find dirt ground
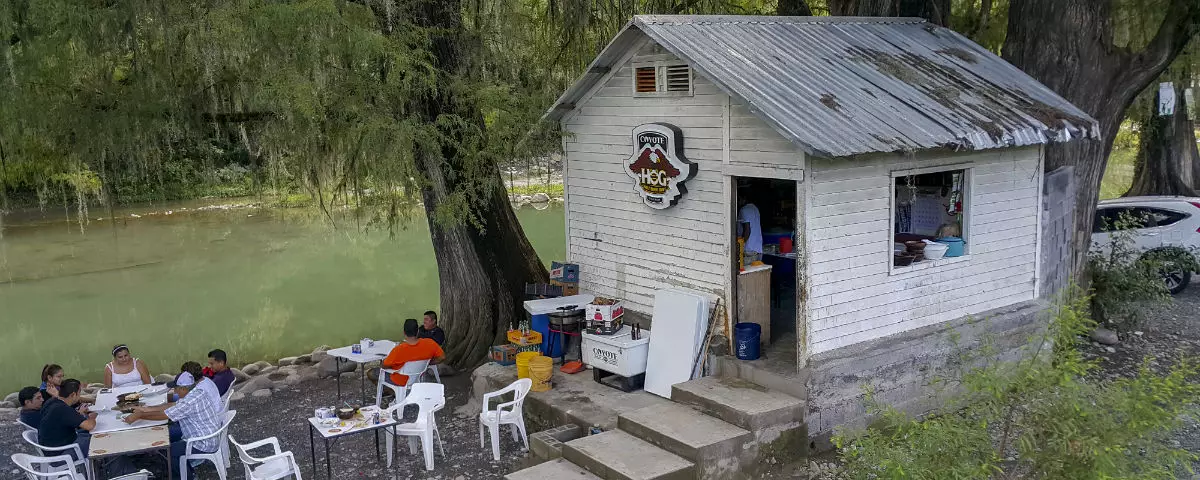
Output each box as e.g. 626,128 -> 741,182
0,372 -> 528,480
3,290 -> 1197,479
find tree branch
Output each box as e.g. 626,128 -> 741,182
1119,0 -> 1200,98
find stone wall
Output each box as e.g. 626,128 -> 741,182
804,299 -> 1050,449
1040,166 -> 1076,301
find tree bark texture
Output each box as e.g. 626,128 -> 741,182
827,0 -> 951,26
1002,0 -> 1199,276
776,0 -> 813,16
1126,84 -> 1198,197
385,0 -> 548,369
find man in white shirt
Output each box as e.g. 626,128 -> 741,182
738,196 -> 763,263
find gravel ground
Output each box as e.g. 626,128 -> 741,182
0,370 -> 528,479
1085,286 -> 1200,477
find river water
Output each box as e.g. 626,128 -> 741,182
0,199 -> 564,396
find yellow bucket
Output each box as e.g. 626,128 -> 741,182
529,355 -> 553,392
516,351 -> 540,379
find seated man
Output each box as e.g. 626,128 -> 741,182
383,319 -> 446,386
205,349 -> 235,397
125,363 -> 223,480
38,379 -> 97,460
418,311 -> 446,345
18,386 -> 45,428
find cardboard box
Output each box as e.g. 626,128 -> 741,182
489,344 -> 519,365
550,279 -> 578,296
550,262 -> 580,284
586,300 -> 624,334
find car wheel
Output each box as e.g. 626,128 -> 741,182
1162,267 -> 1191,295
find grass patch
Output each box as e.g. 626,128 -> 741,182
1101,146 -> 1135,200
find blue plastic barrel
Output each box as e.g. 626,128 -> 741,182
734,323 -> 761,360
530,314 -> 563,358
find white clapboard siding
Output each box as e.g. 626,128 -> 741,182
807,147 -> 1041,354
728,97 -> 805,169
564,47 -> 731,314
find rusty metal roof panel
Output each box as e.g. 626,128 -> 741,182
546,15 -> 1099,158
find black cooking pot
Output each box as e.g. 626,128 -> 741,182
549,305 -> 584,327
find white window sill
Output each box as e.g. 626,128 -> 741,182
890,255 -> 971,276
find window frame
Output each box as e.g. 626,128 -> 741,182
631,61 -> 694,98
888,163 -> 974,276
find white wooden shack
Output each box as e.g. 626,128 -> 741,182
545,15 -> 1098,444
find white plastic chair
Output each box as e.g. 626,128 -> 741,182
478,378 -> 532,461
384,383 -> 446,471
229,436 -> 303,480
374,359 -> 430,408
425,364 -> 442,384
220,379 -> 236,469
10,453 -> 85,480
15,419 -> 37,432
20,430 -> 91,480
179,410 -> 237,480
109,470 -> 151,480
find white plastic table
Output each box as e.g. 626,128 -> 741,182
306,405 -> 397,479
327,340 -> 397,404
88,425 -> 171,479
91,385 -> 171,434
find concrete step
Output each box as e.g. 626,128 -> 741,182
563,430 -> 695,480
505,458 -> 602,480
618,403 -> 752,479
670,376 -> 804,432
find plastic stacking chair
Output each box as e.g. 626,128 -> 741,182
374,359 -> 430,408
385,383 -> 447,471
14,419 -> 36,432
229,436 -> 303,480
478,378 -> 532,461
20,431 -> 91,480
109,470 -> 151,480
179,410 -> 237,480
10,453 -> 86,480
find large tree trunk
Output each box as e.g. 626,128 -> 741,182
776,0 -> 812,16
1002,0 -> 1199,276
388,0 -> 548,369
827,0 -> 951,26
1126,82 -> 1199,197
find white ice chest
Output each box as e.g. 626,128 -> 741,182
581,325 -> 650,377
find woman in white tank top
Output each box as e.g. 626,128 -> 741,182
105,344 -> 152,388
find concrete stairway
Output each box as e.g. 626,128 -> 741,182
505,375 -> 805,480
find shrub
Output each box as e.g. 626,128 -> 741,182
835,294 -> 1200,480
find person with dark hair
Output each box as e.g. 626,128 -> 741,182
382,319 -> 445,386
104,344 -> 152,388
40,364 -> 64,398
38,379 -> 96,460
419,310 -> 446,345
205,349 -> 235,396
126,362 -> 223,479
18,386 -> 45,427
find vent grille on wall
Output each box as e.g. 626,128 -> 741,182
635,67 -> 657,93
665,65 -> 691,92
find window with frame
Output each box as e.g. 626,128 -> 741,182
633,64 -> 693,96
892,168 -> 970,271
1094,207 -> 1188,232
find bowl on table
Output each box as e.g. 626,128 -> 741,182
335,407 -> 359,420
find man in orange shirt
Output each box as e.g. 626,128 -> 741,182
383,319 -> 446,385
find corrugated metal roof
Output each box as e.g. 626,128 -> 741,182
545,15 -> 1100,158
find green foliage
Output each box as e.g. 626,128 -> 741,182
836,294 -> 1200,480
1087,211 -> 1198,329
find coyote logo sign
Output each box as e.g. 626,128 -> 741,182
624,123 -> 696,209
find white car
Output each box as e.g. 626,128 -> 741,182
1092,196 -> 1200,294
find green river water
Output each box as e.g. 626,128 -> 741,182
0,200 -> 565,396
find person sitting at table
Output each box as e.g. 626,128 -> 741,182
124,362 -> 223,480
18,386 -> 46,428
205,349 -> 235,397
419,310 -> 446,345
382,318 -> 445,388
38,379 -> 97,461
105,344 -> 152,388
40,364 -> 95,406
